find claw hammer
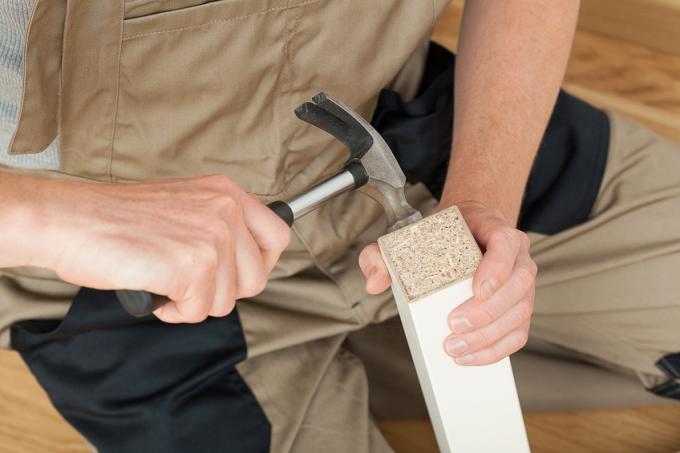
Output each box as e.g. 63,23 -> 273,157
116,92 -> 423,317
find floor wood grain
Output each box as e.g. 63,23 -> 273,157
578,0 -> 680,56
0,351 -> 90,453
3,350 -> 680,452
432,0 -> 680,141
2,2 -> 680,453
381,406 -> 680,453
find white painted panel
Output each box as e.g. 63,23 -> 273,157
390,277 -> 530,453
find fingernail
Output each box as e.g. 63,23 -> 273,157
445,338 -> 468,357
480,278 -> 496,300
449,316 -> 472,334
455,354 -> 475,365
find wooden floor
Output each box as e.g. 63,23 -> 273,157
381,407 -> 680,453
2,351 -> 680,453
433,0 -> 680,143
2,1 -> 680,452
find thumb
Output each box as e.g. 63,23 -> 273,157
358,243 -> 392,295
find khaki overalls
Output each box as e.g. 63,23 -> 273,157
1,1 -> 680,452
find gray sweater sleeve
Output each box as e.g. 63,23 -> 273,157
0,0 -> 59,170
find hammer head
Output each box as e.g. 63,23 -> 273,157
295,92 -> 422,231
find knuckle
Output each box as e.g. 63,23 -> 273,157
489,207 -> 504,220
225,298 -> 237,314
181,303 -> 209,323
528,259 -> 538,277
240,272 -> 268,298
477,302 -> 497,325
210,301 -> 235,318
488,344 -> 506,363
488,228 -> 507,244
203,173 -> 232,189
479,254 -> 504,269
491,227 -> 519,247
358,246 -> 374,270
193,246 -> 219,276
216,195 -> 241,219
204,218 -> 228,242
447,309 -> 460,328
167,282 -> 190,306
515,298 -> 534,322
512,330 -> 530,352
478,324 -> 499,347
254,272 -> 269,293
273,223 -> 291,250
185,312 -> 208,324
517,231 -> 531,249
514,267 -> 536,293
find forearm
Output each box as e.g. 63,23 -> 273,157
440,0 -> 579,224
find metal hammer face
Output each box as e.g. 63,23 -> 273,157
295,93 -> 422,231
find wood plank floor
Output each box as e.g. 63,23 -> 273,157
2,2 -> 680,453
381,404 -> 680,453
578,0 -> 680,56
433,0 -> 680,142
2,350 -> 680,453
0,352 -> 90,453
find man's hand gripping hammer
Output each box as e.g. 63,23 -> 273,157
117,92 -> 422,317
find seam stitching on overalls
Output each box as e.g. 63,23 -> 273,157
431,0 -> 436,28
247,165 -> 342,198
121,0 -> 321,41
107,3 -> 126,182
226,0 -> 332,199
272,1 -> 304,196
291,226 -> 362,323
57,0 -> 66,162
589,111 -> 618,217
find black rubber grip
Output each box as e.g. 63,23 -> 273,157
116,289 -> 166,317
345,159 -> 369,188
267,200 -> 295,227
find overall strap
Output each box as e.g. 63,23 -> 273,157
9,0 -> 66,155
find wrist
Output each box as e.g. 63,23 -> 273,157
439,182 -> 521,225
441,138 -> 534,225
0,173 -> 52,268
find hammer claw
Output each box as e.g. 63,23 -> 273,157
295,95 -> 374,159
298,92 -> 422,231
311,93 -> 367,138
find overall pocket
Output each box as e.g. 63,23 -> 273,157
112,0 -> 310,194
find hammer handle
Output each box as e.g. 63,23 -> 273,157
116,164 -> 368,317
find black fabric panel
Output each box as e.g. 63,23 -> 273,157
372,42 -> 610,235
11,288 -> 270,453
518,91 -> 610,234
649,353 -> 680,400
372,43 -> 453,199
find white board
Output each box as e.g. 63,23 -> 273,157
378,207 -> 530,452
388,276 -> 530,452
